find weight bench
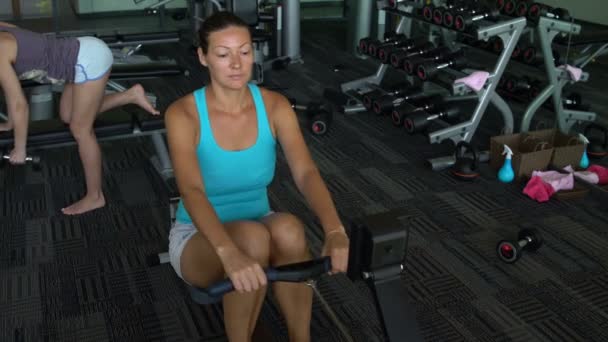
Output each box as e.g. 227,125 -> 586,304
0,108 -> 137,149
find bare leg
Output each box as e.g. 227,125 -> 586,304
61,73 -> 109,215
61,82 -> 159,125
180,221 -> 271,342
99,84 -> 159,115
261,213 -> 313,342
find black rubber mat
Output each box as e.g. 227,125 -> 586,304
2,19 -> 608,342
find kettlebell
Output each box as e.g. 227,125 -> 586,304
584,124 -> 608,159
450,141 -> 480,181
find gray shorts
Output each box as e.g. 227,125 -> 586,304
168,211 -> 275,282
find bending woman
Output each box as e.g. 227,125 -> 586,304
0,22 -> 159,215
165,11 -> 349,342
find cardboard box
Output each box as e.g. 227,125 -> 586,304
527,129 -> 586,169
490,132 -> 554,179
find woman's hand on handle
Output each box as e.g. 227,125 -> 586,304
217,245 -> 267,293
322,228 -> 349,275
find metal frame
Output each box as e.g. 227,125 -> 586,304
520,17 -> 597,133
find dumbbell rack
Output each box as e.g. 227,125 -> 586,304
340,1 -> 525,158
519,16 -> 596,133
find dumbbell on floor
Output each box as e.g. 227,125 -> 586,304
289,99 -> 333,136
0,149 -> 41,170
497,228 -> 543,263
454,7 -> 500,31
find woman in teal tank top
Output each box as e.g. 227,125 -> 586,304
165,11 -> 349,342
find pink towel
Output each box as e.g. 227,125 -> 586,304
523,176 -> 555,202
588,165 -> 608,185
558,65 -> 583,82
563,165 -> 600,184
531,170 -> 574,192
455,71 -> 490,92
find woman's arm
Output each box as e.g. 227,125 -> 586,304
0,22 -> 18,28
270,93 -> 344,234
165,98 -> 236,253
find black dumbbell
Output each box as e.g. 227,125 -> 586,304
502,0 -> 518,15
389,42 -> 436,68
367,34 -> 409,57
421,4 -> 436,22
443,4 -> 483,28
417,50 -> 467,81
432,0 -> 479,26
527,3 -> 571,21
562,92 -> 585,110
289,99 -> 333,136
390,94 -> 444,126
515,0 -> 534,17
404,105 -> 461,134
584,124 -> 608,159
378,38 -> 427,64
504,76 -> 542,96
497,228 -> 543,263
454,7 -> 501,31
358,32 -> 400,55
0,149 -> 41,170
371,87 -> 424,115
305,103 -> 333,136
403,47 -> 452,74
522,46 -> 561,66
362,83 -> 410,110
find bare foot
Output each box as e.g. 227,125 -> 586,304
61,193 -> 106,215
130,84 -> 160,116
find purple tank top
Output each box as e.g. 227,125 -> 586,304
0,26 -> 80,83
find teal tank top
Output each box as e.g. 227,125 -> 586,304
175,83 -> 276,224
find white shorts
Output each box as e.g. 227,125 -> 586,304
74,37 -> 113,84
168,212 -> 275,282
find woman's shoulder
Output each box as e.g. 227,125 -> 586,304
166,93 -> 198,121
258,86 -> 292,114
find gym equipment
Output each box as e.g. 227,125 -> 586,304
389,42 -> 437,68
522,46 -> 560,66
504,76 -> 542,99
519,16 -> 603,133
0,149 -> 41,170
497,145 -> 515,183
502,0 -> 520,16
454,7 -> 501,31
370,88 -> 425,115
378,39 -> 427,64
290,99 -> 334,136
403,47 -> 454,75
442,4 -> 483,28
367,34 -> 410,58
515,0 -> 533,17
497,228 -> 543,263
450,141 -> 480,180
416,51 -> 467,80
526,3 -> 571,22
348,212 -> 423,342
584,124 -> 608,159
362,83 -> 410,110
404,106 -> 461,134
203,257 -> 331,297
390,95 -> 444,127
372,90 -> 429,115
359,32 -> 401,55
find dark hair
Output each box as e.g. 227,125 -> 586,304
198,11 -> 250,54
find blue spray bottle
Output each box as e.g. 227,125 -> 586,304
498,144 -> 515,183
579,133 -> 590,169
